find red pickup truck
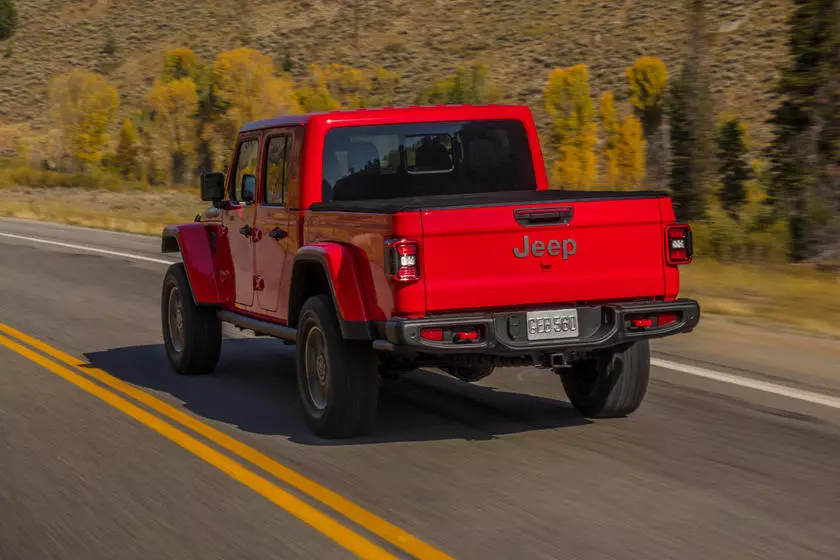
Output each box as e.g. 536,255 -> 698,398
161,105 -> 700,438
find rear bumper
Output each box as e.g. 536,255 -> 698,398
377,299 -> 700,356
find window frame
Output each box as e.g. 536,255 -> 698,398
228,136 -> 261,205
262,133 -> 292,207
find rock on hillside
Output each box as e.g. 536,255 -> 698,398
0,0 -> 792,146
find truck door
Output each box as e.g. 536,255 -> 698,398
222,135 -> 261,308
254,127 -> 300,316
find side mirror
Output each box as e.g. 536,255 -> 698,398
201,172 -> 225,202
242,174 -> 256,203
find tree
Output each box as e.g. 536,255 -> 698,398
296,64 -> 341,112
668,0 -> 714,221
626,56 -> 668,189
161,48 -> 217,174
626,56 -> 668,131
163,48 -> 201,82
600,91 -> 619,187
416,63 -> 502,105
0,0 -> 18,40
544,64 -> 598,188
48,70 -> 119,168
282,53 -> 293,73
767,0 -> 840,261
115,118 -> 141,179
616,115 -> 646,189
716,117 -> 752,219
147,78 -> 199,184
102,32 -> 117,56
212,47 -> 301,165
297,63 -> 400,111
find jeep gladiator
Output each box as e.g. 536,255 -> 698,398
160,105 -> 700,438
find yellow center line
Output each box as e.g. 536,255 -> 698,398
0,323 -> 452,560
0,332 -> 398,560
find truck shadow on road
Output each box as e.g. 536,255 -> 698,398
85,337 -> 591,445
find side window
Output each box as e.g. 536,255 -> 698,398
264,135 -> 290,205
232,139 -> 259,203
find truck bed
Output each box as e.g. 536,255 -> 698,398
309,190 -> 667,214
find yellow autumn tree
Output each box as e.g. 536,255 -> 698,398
600,91 -> 619,187
163,48 -> 201,82
212,47 -> 300,164
297,63 -> 400,111
416,62 -> 502,105
147,78 -> 199,184
616,115 -> 646,189
48,69 -> 119,169
544,64 -> 598,189
626,56 -> 667,188
296,63 -> 342,112
626,56 -> 668,130
115,118 -> 140,179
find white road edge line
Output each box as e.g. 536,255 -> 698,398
4,229 -> 839,411
0,232 -> 176,265
652,358 -> 840,410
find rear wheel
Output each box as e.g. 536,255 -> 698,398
559,341 -> 650,418
296,295 -> 379,438
161,263 -> 222,375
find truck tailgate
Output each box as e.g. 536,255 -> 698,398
420,197 -> 666,313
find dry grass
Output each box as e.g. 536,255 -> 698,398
0,186 -> 205,235
1,0 -> 794,149
681,260 -> 840,337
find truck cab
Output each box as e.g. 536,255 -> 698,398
161,105 -> 700,438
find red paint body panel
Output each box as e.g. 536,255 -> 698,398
296,242 -> 372,322
419,198 -> 667,313
163,223 -> 223,305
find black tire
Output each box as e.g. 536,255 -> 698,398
559,340 -> 650,418
296,295 -> 379,438
161,262 -> 222,375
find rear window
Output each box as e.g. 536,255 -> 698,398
321,120 -> 537,201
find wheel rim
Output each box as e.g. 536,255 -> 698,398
167,286 -> 186,353
304,326 -> 329,412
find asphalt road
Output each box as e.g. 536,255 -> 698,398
1,216 -> 839,560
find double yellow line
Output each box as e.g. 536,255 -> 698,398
0,323 -> 452,560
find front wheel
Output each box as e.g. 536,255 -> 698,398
296,295 -> 379,438
161,263 -> 222,375
559,341 -> 650,418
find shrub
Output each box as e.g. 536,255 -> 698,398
0,0 -> 18,40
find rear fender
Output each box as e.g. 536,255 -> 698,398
162,224 -> 223,305
291,243 -> 373,340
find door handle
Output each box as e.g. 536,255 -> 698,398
239,225 -> 253,237
269,228 -> 287,240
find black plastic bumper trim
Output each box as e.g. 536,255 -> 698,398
379,299 -> 700,356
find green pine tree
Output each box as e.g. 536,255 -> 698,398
766,0 -> 840,261
716,117 -> 752,220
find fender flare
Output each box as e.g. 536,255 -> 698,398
161,224 -> 222,305
291,244 -> 374,340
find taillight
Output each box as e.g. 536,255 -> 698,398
627,312 -> 683,331
665,224 -> 693,265
385,239 -> 420,282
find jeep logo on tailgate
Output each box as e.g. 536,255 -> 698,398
513,235 -> 577,259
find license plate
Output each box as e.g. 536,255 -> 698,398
526,308 -> 580,341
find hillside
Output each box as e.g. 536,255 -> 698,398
0,0 -> 793,147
